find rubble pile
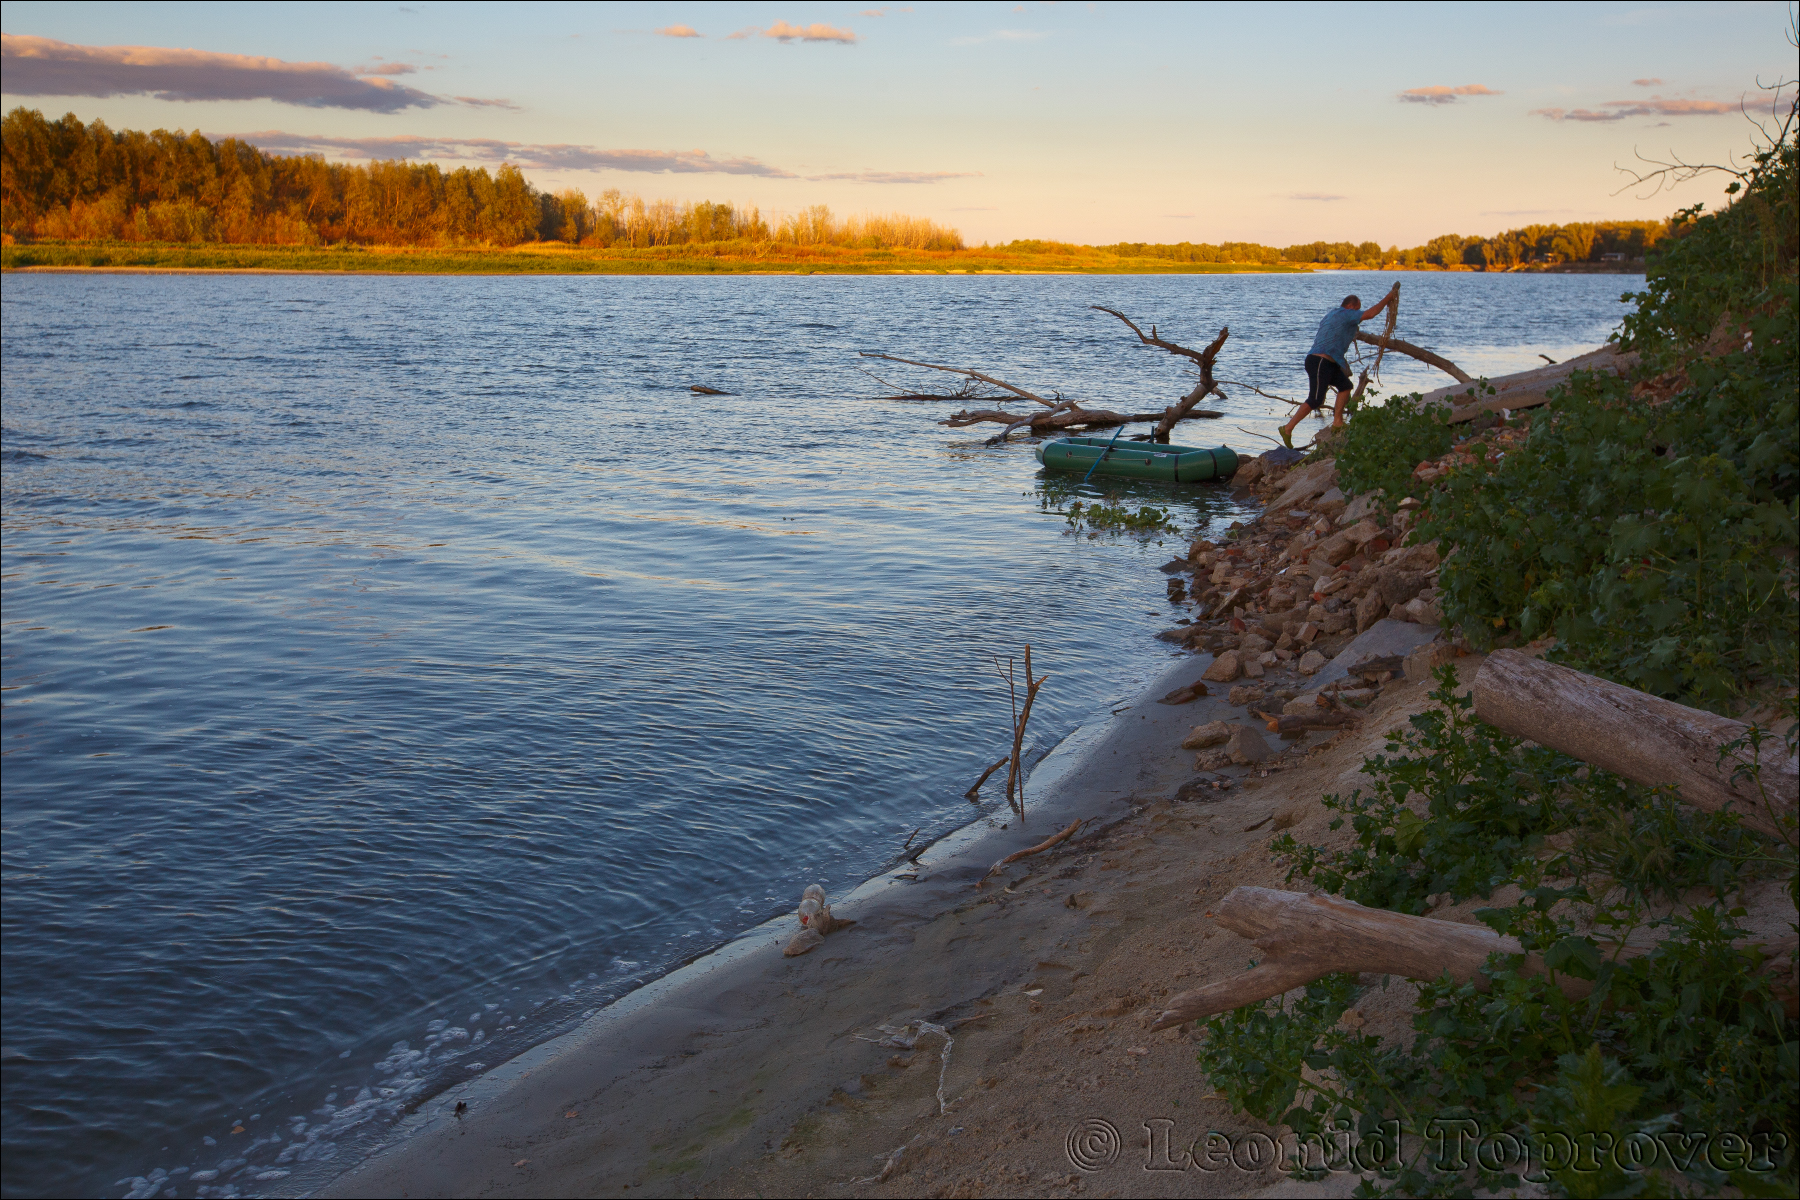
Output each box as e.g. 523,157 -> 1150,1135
1156,451 -> 1446,678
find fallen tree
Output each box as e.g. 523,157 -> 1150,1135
860,307 -> 1237,444
1087,307 -> 1230,439
1152,886 -> 1797,1028
858,352 -> 1226,444
1473,649 -> 1798,841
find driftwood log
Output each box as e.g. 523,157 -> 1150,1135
1152,887 -> 1798,1029
1353,332 -> 1471,383
1474,650 -> 1798,841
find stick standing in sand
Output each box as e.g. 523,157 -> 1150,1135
1281,287 -> 1395,447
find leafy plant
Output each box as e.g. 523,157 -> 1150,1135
1332,396 -> 1459,517
1062,498 -> 1179,535
1206,672 -> 1797,1197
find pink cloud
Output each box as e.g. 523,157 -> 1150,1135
1398,84 -> 1502,105
1,33 -> 438,111
655,25 -> 703,38
1534,97 -> 1737,121
762,20 -> 858,43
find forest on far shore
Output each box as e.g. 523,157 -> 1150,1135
4,108 -> 1669,269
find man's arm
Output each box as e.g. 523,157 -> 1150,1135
1358,285 -> 1399,322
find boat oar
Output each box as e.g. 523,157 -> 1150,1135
1079,424 -> 1125,487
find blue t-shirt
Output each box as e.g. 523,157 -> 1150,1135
1309,306 -> 1365,369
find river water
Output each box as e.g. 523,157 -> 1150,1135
0,270 -> 1635,1199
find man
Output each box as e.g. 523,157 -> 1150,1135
1280,287 -> 1396,448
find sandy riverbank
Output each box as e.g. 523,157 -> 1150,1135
315,617 -> 1451,1200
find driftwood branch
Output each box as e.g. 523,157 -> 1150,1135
859,352 -> 1057,407
1473,650 -> 1798,842
1090,307 -> 1231,441
965,755 -> 1010,800
979,818 -> 1082,885
996,646 -> 1049,817
1152,886 -> 1798,1028
1353,332 -> 1471,383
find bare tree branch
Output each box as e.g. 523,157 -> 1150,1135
858,352 -> 1059,407
1352,332 -> 1470,383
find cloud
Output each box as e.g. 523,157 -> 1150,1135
235,131 -> 801,176
655,24 -> 703,38
0,33 -> 439,112
807,169 -> 979,183
1632,77 -> 1664,86
358,61 -> 418,76
1398,84 -> 1502,105
762,20 -> 858,43
1533,97 -> 1737,121
1289,192 -> 1346,201
452,96 -> 522,110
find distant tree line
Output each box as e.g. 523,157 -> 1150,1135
0,109 -> 964,251
3,108 -> 1665,264
1092,219 -> 1669,268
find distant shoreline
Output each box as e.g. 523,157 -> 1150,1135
1,243 -> 1649,278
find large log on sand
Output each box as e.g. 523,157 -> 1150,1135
1474,650 -> 1798,841
1153,888 -> 1568,1029
1153,887 -> 1798,1030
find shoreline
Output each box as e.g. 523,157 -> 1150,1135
308,579 -> 1445,1196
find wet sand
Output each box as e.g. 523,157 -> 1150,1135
313,619 -> 1451,1199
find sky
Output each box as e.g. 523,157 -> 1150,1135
2,1 -> 1794,246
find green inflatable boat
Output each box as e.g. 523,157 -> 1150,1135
1035,436 -> 1240,483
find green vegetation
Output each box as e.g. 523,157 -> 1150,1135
1194,86 -> 1798,1198
6,108 -> 1669,273
1332,402 -> 1458,518
1061,498 -> 1180,536
1200,672 -> 1798,1197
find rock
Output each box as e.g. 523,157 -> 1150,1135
1227,725 -> 1273,764
1159,558 -> 1190,574
1156,681 -> 1209,704
1322,611 -> 1354,634
1404,642 -> 1457,681
1399,597 -> 1442,625
1377,569 -> 1429,609
1181,720 -> 1233,749
1354,588 -> 1387,633
1342,518 -> 1384,546
1296,621 -> 1321,644
1339,491 -> 1383,524
1202,650 -> 1242,682
1243,657 -> 1265,678
1275,631 -> 1295,651
1268,458 -> 1338,512
1230,459 -> 1266,487
1274,647 -> 1295,661
1283,694 -> 1321,714
1297,650 -> 1328,675
1239,632 -> 1273,654
1226,685 -> 1264,706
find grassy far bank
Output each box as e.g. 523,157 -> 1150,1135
0,239 -> 1310,275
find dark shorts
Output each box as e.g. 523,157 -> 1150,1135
1304,354 -> 1353,409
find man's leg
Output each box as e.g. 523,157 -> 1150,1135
1331,387 -> 1352,427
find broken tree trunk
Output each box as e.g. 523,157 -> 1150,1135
858,351 -> 1222,443
1473,650 -> 1798,842
1352,332 -> 1471,383
1151,886 -> 1798,1028
1089,307 -> 1230,441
